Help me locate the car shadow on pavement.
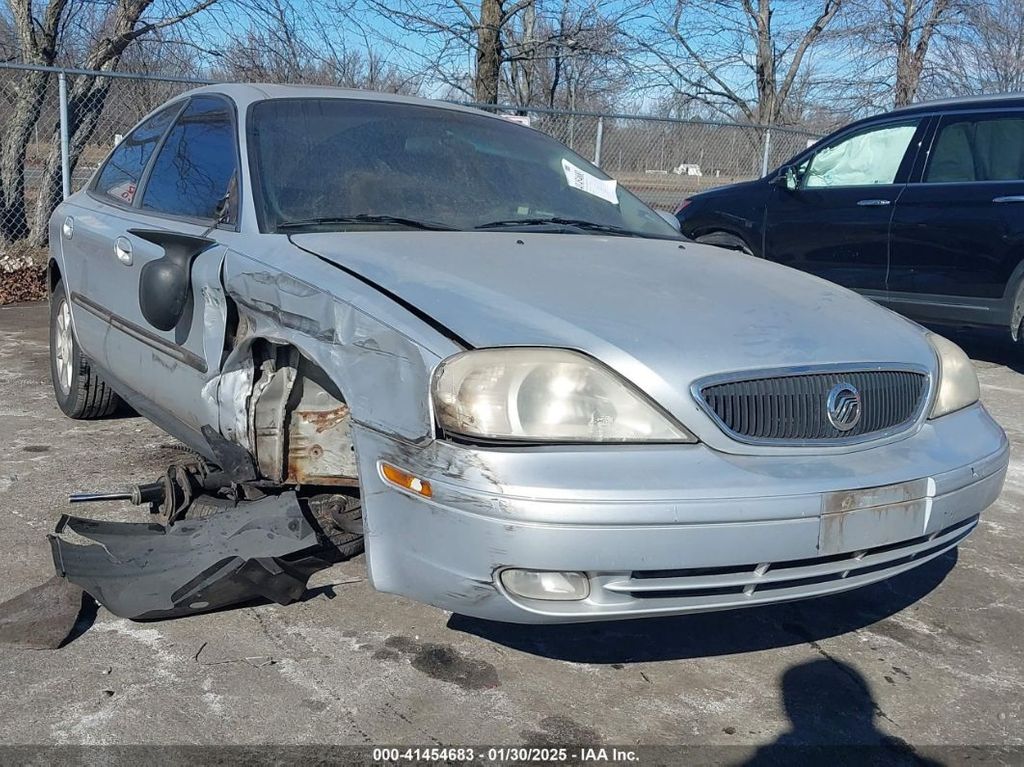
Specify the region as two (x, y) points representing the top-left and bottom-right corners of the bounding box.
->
(447, 550), (956, 663)
(740, 658), (942, 766)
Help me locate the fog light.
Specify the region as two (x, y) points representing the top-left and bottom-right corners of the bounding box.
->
(499, 569), (589, 601)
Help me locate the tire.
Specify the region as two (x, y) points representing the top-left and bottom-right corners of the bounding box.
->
(49, 279), (122, 419)
(695, 231), (754, 256)
(306, 494), (365, 560)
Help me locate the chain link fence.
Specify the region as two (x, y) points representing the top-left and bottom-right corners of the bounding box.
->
(471, 105), (820, 210)
(0, 62), (821, 268)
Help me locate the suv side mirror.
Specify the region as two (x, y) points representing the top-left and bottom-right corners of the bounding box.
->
(772, 166), (798, 191)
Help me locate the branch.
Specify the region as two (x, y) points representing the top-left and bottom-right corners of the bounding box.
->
(777, 0), (842, 110)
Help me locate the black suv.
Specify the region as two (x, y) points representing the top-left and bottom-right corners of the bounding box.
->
(676, 95), (1024, 344)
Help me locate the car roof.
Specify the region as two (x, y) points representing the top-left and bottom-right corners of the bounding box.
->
(890, 92), (1024, 116)
(180, 82), (501, 120)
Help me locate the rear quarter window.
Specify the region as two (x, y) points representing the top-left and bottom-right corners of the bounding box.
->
(93, 103), (182, 205)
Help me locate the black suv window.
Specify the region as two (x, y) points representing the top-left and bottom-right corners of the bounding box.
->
(798, 120), (920, 188)
(94, 103), (182, 204)
(925, 114), (1024, 183)
(141, 96), (238, 222)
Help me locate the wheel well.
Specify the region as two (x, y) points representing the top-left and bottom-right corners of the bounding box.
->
(1007, 266), (1024, 341)
(694, 230), (753, 255)
(246, 341), (358, 488)
(47, 259), (61, 294)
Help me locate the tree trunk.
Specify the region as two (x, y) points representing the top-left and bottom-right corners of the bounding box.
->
(475, 0), (503, 103)
(0, 69), (52, 242)
(893, 44), (921, 106)
(753, 0), (778, 123)
(29, 76), (115, 246)
(893, 6), (918, 106)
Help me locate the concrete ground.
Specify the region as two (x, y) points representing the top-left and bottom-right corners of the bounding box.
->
(0, 301), (1020, 753)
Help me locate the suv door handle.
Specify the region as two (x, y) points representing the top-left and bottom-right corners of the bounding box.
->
(114, 237), (133, 266)
(993, 196), (1024, 203)
(857, 199), (892, 207)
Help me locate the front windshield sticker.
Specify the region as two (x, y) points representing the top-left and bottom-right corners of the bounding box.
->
(561, 158), (619, 205)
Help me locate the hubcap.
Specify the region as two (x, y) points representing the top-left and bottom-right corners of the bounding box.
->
(54, 299), (73, 395)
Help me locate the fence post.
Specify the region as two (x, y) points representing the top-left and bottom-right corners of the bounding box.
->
(760, 127), (772, 178)
(58, 70), (71, 200)
(593, 116), (604, 167)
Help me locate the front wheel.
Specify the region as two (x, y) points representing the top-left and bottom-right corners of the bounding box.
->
(49, 279), (122, 419)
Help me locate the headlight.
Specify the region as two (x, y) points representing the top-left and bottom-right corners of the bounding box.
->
(928, 333), (980, 418)
(432, 347), (695, 443)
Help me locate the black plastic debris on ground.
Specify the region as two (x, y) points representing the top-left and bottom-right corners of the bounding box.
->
(0, 575), (91, 649)
(49, 491), (335, 621)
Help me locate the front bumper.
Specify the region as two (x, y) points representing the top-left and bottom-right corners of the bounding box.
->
(355, 403), (1009, 623)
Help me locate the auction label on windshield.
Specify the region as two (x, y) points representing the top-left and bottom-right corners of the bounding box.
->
(561, 159), (619, 205)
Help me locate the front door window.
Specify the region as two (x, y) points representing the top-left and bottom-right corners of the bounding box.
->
(802, 123), (919, 188)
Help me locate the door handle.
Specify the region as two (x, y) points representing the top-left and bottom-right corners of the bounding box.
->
(993, 196), (1024, 203)
(857, 199), (892, 207)
(114, 237), (133, 266)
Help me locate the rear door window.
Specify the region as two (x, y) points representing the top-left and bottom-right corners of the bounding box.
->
(925, 113), (1024, 183)
(93, 103), (182, 205)
(801, 121), (919, 188)
(140, 96), (238, 222)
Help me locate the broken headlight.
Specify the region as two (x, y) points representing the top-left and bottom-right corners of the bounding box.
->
(928, 333), (980, 419)
(432, 348), (695, 443)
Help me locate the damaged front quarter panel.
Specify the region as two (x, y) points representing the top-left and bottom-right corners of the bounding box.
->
(217, 253), (449, 446)
(49, 492), (333, 620)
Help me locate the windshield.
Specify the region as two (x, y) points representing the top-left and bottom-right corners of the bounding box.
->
(248, 98), (679, 239)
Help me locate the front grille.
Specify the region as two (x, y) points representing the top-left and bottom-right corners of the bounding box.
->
(698, 369), (928, 444)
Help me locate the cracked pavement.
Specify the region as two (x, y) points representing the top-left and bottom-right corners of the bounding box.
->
(0, 301), (1020, 749)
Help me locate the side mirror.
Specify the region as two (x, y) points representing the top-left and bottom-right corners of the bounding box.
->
(130, 229), (215, 332)
(772, 166), (798, 191)
(656, 209), (682, 232)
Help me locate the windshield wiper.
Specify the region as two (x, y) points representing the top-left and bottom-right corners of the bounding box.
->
(277, 214), (459, 232)
(474, 216), (643, 236)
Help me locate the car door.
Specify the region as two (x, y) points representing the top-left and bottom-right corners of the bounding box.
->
(887, 109), (1024, 328)
(59, 101), (184, 368)
(62, 95), (239, 445)
(763, 117), (928, 295)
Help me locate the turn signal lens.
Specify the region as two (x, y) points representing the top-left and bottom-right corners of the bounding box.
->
(380, 462), (432, 498)
(500, 569), (590, 601)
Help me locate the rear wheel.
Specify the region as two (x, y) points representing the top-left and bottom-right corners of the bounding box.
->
(49, 279), (122, 419)
(695, 231), (754, 256)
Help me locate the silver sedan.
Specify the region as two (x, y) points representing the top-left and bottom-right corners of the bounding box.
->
(47, 84), (1008, 623)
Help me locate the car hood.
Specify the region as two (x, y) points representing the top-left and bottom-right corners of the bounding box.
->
(291, 232), (936, 448)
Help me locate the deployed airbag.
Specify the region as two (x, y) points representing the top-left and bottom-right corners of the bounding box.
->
(49, 491), (332, 620)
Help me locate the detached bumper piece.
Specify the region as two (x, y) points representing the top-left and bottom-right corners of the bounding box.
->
(49, 491), (333, 620)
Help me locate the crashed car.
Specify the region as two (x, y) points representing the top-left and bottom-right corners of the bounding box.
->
(47, 85), (1008, 623)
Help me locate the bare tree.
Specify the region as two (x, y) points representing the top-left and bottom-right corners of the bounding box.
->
(631, 0), (845, 126)
(216, 0), (421, 92)
(503, 0), (629, 110)
(851, 0), (965, 107)
(361, 0), (543, 102)
(938, 0), (1024, 95)
(0, 0), (67, 241)
(27, 0), (221, 244)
